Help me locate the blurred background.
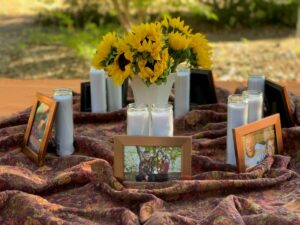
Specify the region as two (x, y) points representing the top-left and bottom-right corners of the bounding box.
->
(0, 0), (299, 115)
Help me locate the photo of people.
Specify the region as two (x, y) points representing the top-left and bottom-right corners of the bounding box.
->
(124, 146), (182, 182)
(242, 125), (276, 168)
(28, 102), (50, 153)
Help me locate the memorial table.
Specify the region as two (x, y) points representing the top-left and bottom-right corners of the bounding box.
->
(0, 87), (299, 224)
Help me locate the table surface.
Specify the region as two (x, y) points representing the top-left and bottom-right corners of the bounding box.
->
(0, 78), (299, 117)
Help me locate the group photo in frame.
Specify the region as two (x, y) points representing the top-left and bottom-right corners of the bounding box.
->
(233, 114), (283, 173)
(114, 136), (192, 183)
(22, 93), (58, 166)
(264, 79), (295, 128)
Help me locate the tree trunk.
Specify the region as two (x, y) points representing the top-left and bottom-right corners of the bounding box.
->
(297, 5), (300, 37)
(111, 0), (132, 32)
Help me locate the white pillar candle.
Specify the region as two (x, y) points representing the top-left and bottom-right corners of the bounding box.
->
(248, 74), (265, 93)
(127, 104), (149, 136)
(243, 90), (263, 123)
(53, 88), (74, 156)
(90, 67), (107, 113)
(226, 95), (248, 166)
(107, 77), (122, 112)
(151, 104), (173, 136)
(175, 68), (190, 118)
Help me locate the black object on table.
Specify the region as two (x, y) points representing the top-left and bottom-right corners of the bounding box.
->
(264, 79), (294, 128)
(80, 82), (91, 112)
(190, 69), (218, 105)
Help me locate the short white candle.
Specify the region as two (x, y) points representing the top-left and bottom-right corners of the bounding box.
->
(107, 77), (122, 112)
(248, 74), (265, 93)
(90, 67), (107, 113)
(243, 90), (263, 123)
(53, 89), (74, 156)
(151, 105), (173, 136)
(226, 95), (248, 165)
(127, 104), (149, 136)
(175, 68), (190, 118)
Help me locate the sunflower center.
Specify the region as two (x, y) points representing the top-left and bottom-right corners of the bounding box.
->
(146, 60), (156, 71)
(118, 53), (130, 71)
(140, 36), (155, 45)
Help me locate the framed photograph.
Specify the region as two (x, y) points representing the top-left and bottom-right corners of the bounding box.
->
(114, 136), (192, 182)
(22, 93), (58, 166)
(80, 81), (91, 112)
(190, 69), (218, 105)
(233, 114), (283, 173)
(265, 79), (294, 128)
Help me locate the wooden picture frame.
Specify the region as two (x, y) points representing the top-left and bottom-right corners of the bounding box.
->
(233, 114), (283, 173)
(265, 79), (294, 128)
(114, 136), (192, 182)
(80, 81), (92, 112)
(190, 69), (218, 105)
(22, 93), (58, 166)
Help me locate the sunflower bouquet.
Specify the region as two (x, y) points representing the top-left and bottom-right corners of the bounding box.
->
(92, 17), (212, 86)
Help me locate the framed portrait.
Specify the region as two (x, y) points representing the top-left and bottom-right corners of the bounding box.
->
(80, 81), (91, 112)
(114, 136), (192, 183)
(22, 93), (58, 166)
(265, 79), (294, 128)
(190, 69), (218, 105)
(233, 114), (283, 173)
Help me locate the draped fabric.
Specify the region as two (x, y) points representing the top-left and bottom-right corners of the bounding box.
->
(0, 87), (299, 225)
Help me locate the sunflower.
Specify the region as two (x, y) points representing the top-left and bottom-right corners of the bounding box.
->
(168, 32), (190, 51)
(189, 33), (212, 69)
(106, 39), (134, 85)
(125, 22), (163, 60)
(161, 17), (191, 36)
(92, 32), (117, 69)
(137, 48), (170, 84)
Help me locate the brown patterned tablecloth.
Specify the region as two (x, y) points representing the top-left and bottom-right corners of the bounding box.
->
(0, 87), (299, 225)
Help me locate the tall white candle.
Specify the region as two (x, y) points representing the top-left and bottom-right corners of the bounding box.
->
(53, 88), (74, 156)
(107, 77), (122, 112)
(127, 104), (149, 136)
(175, 69), (190, 118)
(226, 95), (248, 166)
(248, 74), (265, 93)
(243, 90), (263, 123)
(90, 68), (107, 113)
(151, 105), (173, 136)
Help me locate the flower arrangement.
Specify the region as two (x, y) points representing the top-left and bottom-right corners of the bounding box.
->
(92, 17), (212, 86)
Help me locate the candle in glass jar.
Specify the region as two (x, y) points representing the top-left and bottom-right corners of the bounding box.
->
(90, 67), (107, 113)
(175, 68), (190, 118)
(243, 90), (263, 123)
(226, 94), (248, 165)
(107, 77), (122, 112)
(127, 104), (149, 136)
(53, 88), (74, 156)
(151, 104), (173, 136)
(248, 74), (265, 93)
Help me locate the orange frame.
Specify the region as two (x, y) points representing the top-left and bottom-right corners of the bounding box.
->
(22, 93), (58, 166)
(114, 135), (192, 182)
(233, 114), (283, 173)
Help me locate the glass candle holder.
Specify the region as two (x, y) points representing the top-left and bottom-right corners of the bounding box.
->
(151, 104), (173, 136)
(127, 103), (149, 136)
(247, 74), (265, 93)
(226, 94), (248, 165)
(242, 90), (263, 123)
(53, 88), (74, 156)
(175, 67), (190, 118)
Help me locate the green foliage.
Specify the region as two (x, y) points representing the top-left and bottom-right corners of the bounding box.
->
(204, 0), (298, 27)
(27, 22), (121, 60)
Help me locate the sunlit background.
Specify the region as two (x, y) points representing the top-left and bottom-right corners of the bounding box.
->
(0, 0), (299, 115)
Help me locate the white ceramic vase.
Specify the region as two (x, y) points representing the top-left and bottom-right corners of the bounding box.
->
(131, 73), (175, 107)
